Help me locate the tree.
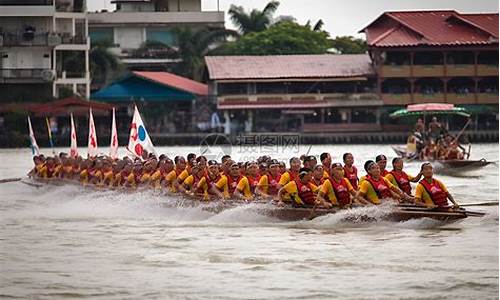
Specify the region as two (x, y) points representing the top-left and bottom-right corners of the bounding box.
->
(330, 36), (367, 54)
(168, 27), (239, 81)
(228, 0), (280, 35)
(211, 21), (331, 56)
(305, 19), (324, 32)
(89, 41), (122, 85)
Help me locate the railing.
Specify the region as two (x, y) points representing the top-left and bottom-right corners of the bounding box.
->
(59, 33), (87, 44)
(219, 93), (379, 102)
(1, 32), (61, 46)
(56, 70), (86, 79)
(0, 68), (52, 79)
(0, 0), (53, 5)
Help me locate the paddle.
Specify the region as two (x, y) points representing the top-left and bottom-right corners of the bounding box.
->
(0, 177), (22, 184)
(459, 201), (498, 207)
(398, 204), (485, 217)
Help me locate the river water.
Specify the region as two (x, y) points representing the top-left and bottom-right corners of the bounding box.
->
(0, 144), (498, 300)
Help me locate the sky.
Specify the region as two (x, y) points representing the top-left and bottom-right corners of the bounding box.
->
(87, 0), (499, 38)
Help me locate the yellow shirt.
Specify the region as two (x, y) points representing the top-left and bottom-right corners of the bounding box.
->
(236, 176), (254, 199)
(415, 179), (448, 207)
(164, 170), (178, 192)
(384, 172), (415, 189)
(149, 170), (162, 189)
(53, 164), (63, 177)
(182, 175), (195, 189)
(197, 175), (229, 199)
(358, 177), (396, 204)
(281, 181), (315, 205)
(257, 175), (269, 195)
(79, 169), (89, 184)
(322, 170), (330, 179)
(278, 171), (297, 201)
(320, 178), (353, 205)
(126, 172), (136, 188)
(177, 169), (190, 184)
(140, 172), (151, 184)
(103, 171), (115, 187)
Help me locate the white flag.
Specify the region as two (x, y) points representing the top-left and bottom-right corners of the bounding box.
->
(127, 105), (157, 158)
(27, 116), (40, 156)
(88, 108), (98, 158)
(70, 113), (79, 158)
(109, 107), (118, 159)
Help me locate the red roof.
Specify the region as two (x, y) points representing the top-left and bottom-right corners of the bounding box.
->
(133, 71), (208, 96)
(361, 10), (499, 47)
(0, 96), (114, 117)
(205, 54), (374, 81)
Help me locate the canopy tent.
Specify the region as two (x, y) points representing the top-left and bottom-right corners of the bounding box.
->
(390, 103), (471, 118)
(91, 71), (208, 103)
(0, 96), (114, 117)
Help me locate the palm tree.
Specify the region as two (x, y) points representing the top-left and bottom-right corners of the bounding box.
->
(89, 41), (121, 86)
(169, 27), (239, 81)
(228, 1), (280, 35)
(305, 19), (324, 32)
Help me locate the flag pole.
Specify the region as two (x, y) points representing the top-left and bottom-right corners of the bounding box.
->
(45, 117), (55, 155)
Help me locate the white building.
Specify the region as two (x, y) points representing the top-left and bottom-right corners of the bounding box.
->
(88, 0), (224, 69)
(0, 0), (90, 100)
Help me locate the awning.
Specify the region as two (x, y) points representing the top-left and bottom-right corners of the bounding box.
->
(0, 96), (114, 117)
(390, 103), (471, 118)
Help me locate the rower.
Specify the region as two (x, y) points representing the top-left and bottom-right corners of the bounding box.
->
(179, 164), (205, 197)
(357, 160), (413, 205)
(302, 155), (317, 170)
(375, 154), (389, 177)
(343, 152), (359, 190)
(317, 163), (369, 208)
(256, 159), (282, 198)
(174, 156), (190, 184)
(39, 157), (57, 179)
(227, 162), (243, 196)
(186, 153), (197, 173)
(310, 165), (325, 191)
(197, 160), (229, 200)
(385, 157), (423, 196)
(320, 152), (332, 178)
(61, 158), (73, 179)
(277, 168), (318, 207)
(28, 155), (45, 178)
(278, 157), (301, 187)
(234, 162), (260, 200)
(415, 163), (459, 208)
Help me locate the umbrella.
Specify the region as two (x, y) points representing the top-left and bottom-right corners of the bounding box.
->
(390, 103), (471, 118)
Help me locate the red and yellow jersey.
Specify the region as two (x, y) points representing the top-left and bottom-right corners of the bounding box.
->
(415, 179), (448, 207)
(320, 178), (353, 205)
(358, 177), (396, 204)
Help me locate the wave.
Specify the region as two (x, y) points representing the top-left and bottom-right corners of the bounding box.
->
(4, 184), (494, 230)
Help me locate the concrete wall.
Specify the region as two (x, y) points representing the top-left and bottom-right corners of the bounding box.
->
(0, 17), (52, 32)
(119, 3), (155, 12)
(114, 27), (145, 49)
(1, 48), (51, 69)
(167, 0), (201, 12)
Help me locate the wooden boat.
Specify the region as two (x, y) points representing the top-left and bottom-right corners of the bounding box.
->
(23, 177), (484, 223)
(391, 145), (493, 172)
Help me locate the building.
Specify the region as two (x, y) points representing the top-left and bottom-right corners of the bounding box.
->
(91, 70), (209, 134)
(88, 0), (225, 71)
(0, 0), (91, 101)
(206, 10), (498, 135)
(205, 54), (385, 134)
(360, 10), (498, 129)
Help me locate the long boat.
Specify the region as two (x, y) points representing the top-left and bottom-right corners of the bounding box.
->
(23, 177), (484, 223)
(391, 145), (493, 172)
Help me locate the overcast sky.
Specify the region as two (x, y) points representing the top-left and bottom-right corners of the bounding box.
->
(87, 0), (499, 38)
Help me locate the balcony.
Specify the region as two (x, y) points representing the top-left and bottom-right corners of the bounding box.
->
(477, 65), (499, 76)
(412, 65), (445, 77)
(446, 64), (475, 77)
(1, 32), (61, 47)
(0, 68), (54, 81)
(381, 93), (411, 105)
(446, 93), (475, 104)
(380, 65), (411, 77)
(414, 93), (445, 103)
(477, 93), (498, 104)
(87, 11), (225, 25)
(0, 4), (54, 16)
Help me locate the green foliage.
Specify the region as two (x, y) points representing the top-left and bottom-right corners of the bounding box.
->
(212, 21), (331, 55)
(168, 27), (239, 81)
(228, 0), (280, 35)
(89, 41), (122, 85)
(329, 36), (367, 54)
